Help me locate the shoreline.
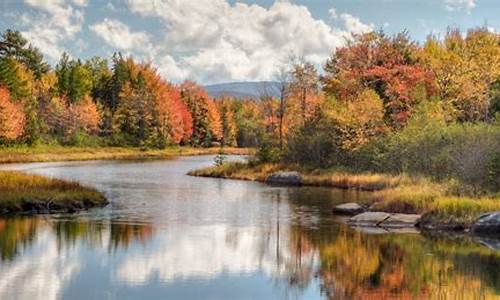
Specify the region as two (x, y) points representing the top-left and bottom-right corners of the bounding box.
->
(0, 146), (252, 216)
(0, 146), (253, 164)
(0, 170), (108, 216)
(188, 161), (500, 233)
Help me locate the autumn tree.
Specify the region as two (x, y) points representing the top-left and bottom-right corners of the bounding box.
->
(109, 59), (193, 148)
(233, 100), (265, 147)
(289, 58), (320, 123)
(0, 57), (33, 100)
(72, 95), (101, 135)
(422, 28), (500, 122)
(323, 31), (436, 128)
(273, 67), (291, 149)
(113, 77), (154, 146)
(0, 87), (25, 142)
(142, 65), (193, 145)
(217, 98), (237, 146)
(180, 81), (222, 146)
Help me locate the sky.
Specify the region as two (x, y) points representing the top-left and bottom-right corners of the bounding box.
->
(0, 0), (499, 84)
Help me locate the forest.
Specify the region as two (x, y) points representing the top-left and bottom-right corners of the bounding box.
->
(0, 27), (499, 194)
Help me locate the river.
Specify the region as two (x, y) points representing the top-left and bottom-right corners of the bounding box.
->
(0, 155), (499, 299)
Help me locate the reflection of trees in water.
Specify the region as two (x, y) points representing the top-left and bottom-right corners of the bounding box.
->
(109, 222), (154, 251)
(0, 217), (154, 260)
(1, 197), (499, 299)
(281, 187), (500, 298)
(0, 217), (38, 261)
(290, 224), (500, 299)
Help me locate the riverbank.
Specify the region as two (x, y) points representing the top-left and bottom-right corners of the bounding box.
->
(0, 145), (253, 164)
(189, 161), (500, 231)
(0, 171), (108, 215)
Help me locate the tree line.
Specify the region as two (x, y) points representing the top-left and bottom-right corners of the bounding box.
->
(0, 27), (499, 190)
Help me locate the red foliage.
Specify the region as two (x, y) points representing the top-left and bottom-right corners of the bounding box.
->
(178, 99), (193, 143)
(0, 87), (25, 141)
(324, 32), (437, 127)
(180, 81), (222, 143)
(73, 95), (101, 134)
(140, 65), (194, 144)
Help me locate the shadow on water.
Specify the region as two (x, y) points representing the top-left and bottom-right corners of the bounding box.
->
(0, 156), (499, 299)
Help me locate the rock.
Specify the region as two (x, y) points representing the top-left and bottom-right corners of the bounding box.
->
(471, 212), (500, 235)
(265, 171), (302, 186)
(348, 212), (391, 226)
(333, 203), (365, 215)
(473, 236), (500, 250)
(351, 226), (420, 235)
(348, 212), (421, 228)
(383, 213), (422, 227)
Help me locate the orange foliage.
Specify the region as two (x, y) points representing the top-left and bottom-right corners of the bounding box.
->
(179, 100), (193, 143)
(207, 99), (222, 141)
(324, 32), (437, 127)
(180, 81), (222, 144)
(149, 68), (193, 144)
(72, 95), (100, 134)
(122, 62), (194, 144)
(0, 87), (25, 141)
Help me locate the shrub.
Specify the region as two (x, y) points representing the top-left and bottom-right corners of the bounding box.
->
(256, 135), (282, 163)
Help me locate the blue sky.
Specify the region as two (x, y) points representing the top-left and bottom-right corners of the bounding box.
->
(0, 0), (498, 84)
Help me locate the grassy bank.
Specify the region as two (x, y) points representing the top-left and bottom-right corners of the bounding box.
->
(189, 161), (500, 230)
(0, 145), (253, 164)
(0, 171), (108, 215)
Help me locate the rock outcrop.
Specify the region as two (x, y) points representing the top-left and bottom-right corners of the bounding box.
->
(333, 203), (365, 215)
(471, 212), (500, 235)
(265, 171), (302, 186)
(348, 212), (421, 228)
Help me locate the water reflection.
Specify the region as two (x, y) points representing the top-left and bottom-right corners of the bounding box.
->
(0, 157), (499, 299)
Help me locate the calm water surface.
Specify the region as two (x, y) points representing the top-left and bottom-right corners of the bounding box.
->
(0, 156), (499, 299)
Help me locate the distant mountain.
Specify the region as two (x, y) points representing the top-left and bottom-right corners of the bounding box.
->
(204, 81), (280, 99)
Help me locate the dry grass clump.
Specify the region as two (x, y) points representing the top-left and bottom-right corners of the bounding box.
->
(369, 181), (445, 213)
(191, 161), (411, 191)
(370, 181), (500, 227)
(188, 162), (280, 181)
(302, 172), (411, 191)
(0, 171), (107, 214)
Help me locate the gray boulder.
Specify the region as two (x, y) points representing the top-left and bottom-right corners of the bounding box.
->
(471, 212), (500, 235)
(351, 226), (420, 235)
(473, 236), (500, 250)
(333, 203), (365, 215)
(348, 212), (421, 228)
(265, 171), (302, 186)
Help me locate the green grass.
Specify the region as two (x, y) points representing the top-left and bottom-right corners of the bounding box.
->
(0, 145), (253, 164)
(190, 161), (500, 230)
(0, 171), (108, 215)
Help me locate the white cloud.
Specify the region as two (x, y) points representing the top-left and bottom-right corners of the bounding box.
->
(328, 8), (337, 19)
(443, 0), (476, 13)
(72, 0), (88, 7)
(339, 13), (374, 35)
(90, 18), (154, 55)
(22, 0), (85, 60)
(125, 0), (371, 83)
(106, 2), (116, 11)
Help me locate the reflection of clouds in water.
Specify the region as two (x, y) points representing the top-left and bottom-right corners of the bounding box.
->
(115, 224), (318, 285)
(0, 228), (81, 300)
